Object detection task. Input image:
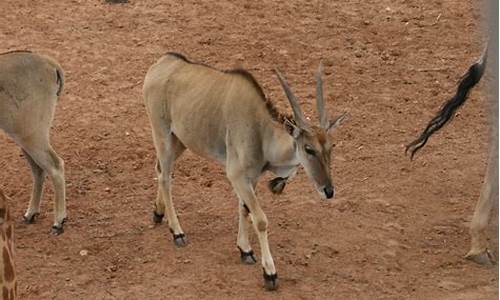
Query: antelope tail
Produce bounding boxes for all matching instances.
[56,67,64,96]
[406,47,488,159]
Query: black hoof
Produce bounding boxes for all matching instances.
[23,213,40,224]
[466,249,496,266]
[268,177,287,195]
[173,233,188,247]
[238,247,257,264]
[263,269,279,291]
[51,225,64,235]
[50,218,67,236]
[153,211,164,224]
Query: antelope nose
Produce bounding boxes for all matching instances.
[324,186,334,199]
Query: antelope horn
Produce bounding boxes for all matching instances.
[274,68,307,128]
[315,61,328,129]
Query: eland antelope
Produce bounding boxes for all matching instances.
[0,50,66,235]
[407,46,498,265]
[144,52,347,290]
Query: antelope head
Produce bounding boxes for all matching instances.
[275,63,347,199]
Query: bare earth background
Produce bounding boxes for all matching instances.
[0,0,498,299]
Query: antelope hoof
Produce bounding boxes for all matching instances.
[51,224,64,235]
[23,213,40,224]
[268,177,287,195]
[238,247,257,265]
[466,249,496,265]
[263,269,279,291]
[153,211,165,224]
[50,218,67,236]
[173,233,188,247]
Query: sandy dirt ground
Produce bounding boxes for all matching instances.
[0,0,498,299]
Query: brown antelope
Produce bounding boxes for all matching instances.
[0,50,66,235]
[144,53,347,290]
[407,45,498,265]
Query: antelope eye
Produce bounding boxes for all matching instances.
[304,145,316,156]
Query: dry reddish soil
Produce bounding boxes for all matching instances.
[0,0,497,299]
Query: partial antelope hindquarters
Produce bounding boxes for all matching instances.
[406,46,497,265]
[0,50,67,235]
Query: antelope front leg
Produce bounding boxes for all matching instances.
[228,174,278,290]
[237,199,257,264]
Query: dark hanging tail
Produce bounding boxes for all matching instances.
[56,68,64,96]
[406,45,488,159]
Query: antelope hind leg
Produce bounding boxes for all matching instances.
[466,152,497,265]
[22,150,45,224]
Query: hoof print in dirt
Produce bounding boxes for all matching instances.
[173,233,188,247]
[153,211,165,224]
[268,177,287,194]
[238,247,257,264]
[465,250,496,266]
[263,270,278,291]
[23,213,40,224]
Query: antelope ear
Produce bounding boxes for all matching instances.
[284,118,302,138]
[327,112,349,134]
